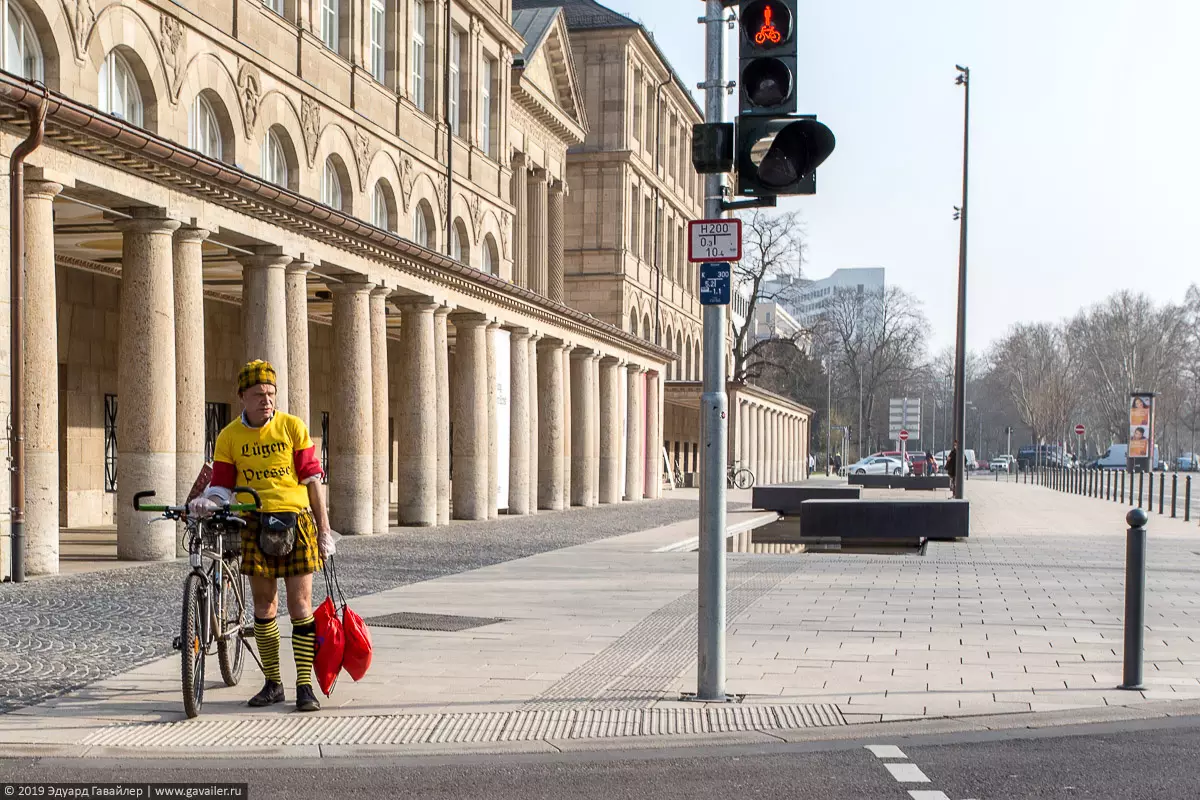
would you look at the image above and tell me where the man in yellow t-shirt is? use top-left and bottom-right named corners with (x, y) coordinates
top-left (189, 359), bottom-right (336, 713)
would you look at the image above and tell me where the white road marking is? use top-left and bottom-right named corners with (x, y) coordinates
top-left (885, 763), bottom-right (931, 783)
top-left (865, 744), bottom-right (907, 759)
top-left (907, 792), bottom-right (952, 800)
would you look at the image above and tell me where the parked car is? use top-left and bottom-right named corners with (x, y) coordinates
top-left (935, 449), bottom-right (978, 470)
top-left (1178, 453), bottom-right (1199, 472)
top-left (871, 450), bottom-right (917, 473)
top-left (976, 459), bottom-right (989, 471)
top-left (990, 454), bottom-right (1015, 472)
top-left (847, 456), bottom-right (907, 476)
top-left (1091, 443), bottom-right (1164, 470)
top-left (1017, 444), bottom-right (1067, 470)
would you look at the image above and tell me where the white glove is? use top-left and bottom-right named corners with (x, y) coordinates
top-left (318, 528), bottom-right (340, 558)
top-left (188, 496), bottom-right (220, 518)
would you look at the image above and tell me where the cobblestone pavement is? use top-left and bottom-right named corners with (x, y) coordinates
top-left (0, 499), bottom-right (711, 714)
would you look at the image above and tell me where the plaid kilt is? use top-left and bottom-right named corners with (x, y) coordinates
top-left (240, 509), bottom-right (323, 579)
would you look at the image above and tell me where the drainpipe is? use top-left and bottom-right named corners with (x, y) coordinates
top-left (8, 89), bottom-right (47, 583)
top-left (443, 0), bottom-right (454, 256)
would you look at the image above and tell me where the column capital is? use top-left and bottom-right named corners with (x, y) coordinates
top-left (112, 208), bottom-right (181, 235)
top-left (626, 363), bottom-right (645, 375)
top-left (370, 285), bottom-right (394, 300)
top-left (537, 336), bottom-right (567, 354)
top-left (237, 246), bottom-right (292, 270)
top-left (450, 310), bottom-right (489, 329)
top-left (601, 355), bottom-right (621, 367)
top-left (530, 166), bottom-right (549, 184)
top-left (286, 259), bottom-right (316, 275)
top-left (329, 274), bottom-right (376, 295)
top-left (392, 294), bottom-right (440, 312)
top-left (486, 320), bottom-right (503, 332)
top-left (174, 226), bottom-right (210, 244)
top-left (569, 347), bottom-right (595, 361)
top-left (512, 151), bottom-right (528, 169)
top-left (549, 179), bottom-right (566, 197)
top-left (434, 304), bottom-right (453, 319)
top-left (505, 325), bottom-right (531, 340)
top-left (24, 180), bottom-right (63, 200)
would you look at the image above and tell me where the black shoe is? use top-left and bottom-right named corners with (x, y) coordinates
top-left (248, 680), bottom-right (285, 707)
top-left (296, 684), bottom-right (321, 712)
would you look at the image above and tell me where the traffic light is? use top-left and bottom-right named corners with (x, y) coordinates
top-left (738, 0), bottom-right (797, 115)
top-left (735, 0), bottom-right (835, 197)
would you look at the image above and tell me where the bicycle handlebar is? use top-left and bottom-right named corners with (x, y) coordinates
top-left (133, 485), bottom-right (262, 514)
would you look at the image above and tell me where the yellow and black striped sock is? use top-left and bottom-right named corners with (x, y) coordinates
top-left (253, 616), bottom-right (282, 683)
top-left (291, 614), bottom-right (316, 688)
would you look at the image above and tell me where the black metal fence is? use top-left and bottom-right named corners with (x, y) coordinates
top-left (1024, 462), bottom-right (1197, 522)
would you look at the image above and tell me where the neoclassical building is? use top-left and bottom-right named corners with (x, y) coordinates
top-left (0, 0), bottom-right (685, 578)
top-left (513, 0), bottom-right (813, 484)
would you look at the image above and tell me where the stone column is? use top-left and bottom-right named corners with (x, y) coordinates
top-left (548, 180), bottom-right (565, 303)
top-left (599, 357), bottom-right (621, 504)
top-left (739, 402), bottom-right (750, 471)
top-left (434, 306), bottom-right (451, 525)
top-left (769, 411), bottom-right (780, 485)
top-left (486, 321), bottom-right (500, 519)
top-left (115, 210), bottom-right (180, 561)
top-left (511, 154), bottom-right (528, 288)
top-left (239, 249), bottom-right (290, 411)
top-left (591, 354), bottom-right (601, 502)
top-left (22, 180), bottom-right (61, 574)
top-left (173, 225), bottom-right (208, 556)
top-left (625, 365), bottom-right (643, 501)
top-left (285, 261), bottom-right (314, 426)
top-left (537, 339), bottom-right (566, 510)
top-left (751, 405), bottom-right (762, 481)
top-left (507, 328), bottom-right (532, 515)
top-left (369, 287), bottom-right (391, 534)
top-left (327, 278), bottom-right (374, 536)
top-left (644, 371), bottom-right (661, 499)
top-left (527, 168), bottom-right (549, 297)
top-left (561, 345), bottom-right (572, 508)
top-left (527, 334), bottom-right (541, 514)
top-left (394, 297), bottom-right (438, 526)
top-left (570, 350), bottom-right (595, 507)
top-left (451, 313), bottom-right (490, 520)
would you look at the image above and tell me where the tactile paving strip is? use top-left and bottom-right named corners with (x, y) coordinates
top-left (81, 704), bottom-right (844, 748)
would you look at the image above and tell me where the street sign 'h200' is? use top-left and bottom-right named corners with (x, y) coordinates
top-left (699, 262), bottom-right (732, 306)
top-left (689, 219), bottom-right (742, 262)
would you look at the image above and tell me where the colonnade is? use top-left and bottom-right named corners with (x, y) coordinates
top-left (731, 398), bottom-right (809, 486)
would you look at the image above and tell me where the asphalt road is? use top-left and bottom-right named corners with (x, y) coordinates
top-left (3, 715), bottom-right (1199, 800)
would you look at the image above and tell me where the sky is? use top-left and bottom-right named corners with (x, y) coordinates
top-left (599, 0), bottom-right (1200, 353)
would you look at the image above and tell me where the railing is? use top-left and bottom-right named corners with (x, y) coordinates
top-left (1020, 461), bottom-right (1196, 523)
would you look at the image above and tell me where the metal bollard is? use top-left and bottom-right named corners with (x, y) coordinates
top-left (1159, 473), bottom-right (1165, 515)
top-left (1138, 471), bottom-right (1144, 508)
top-left (1119, 508), bottom-right (1149, 691)
top-left (1187, 476), bottom-right (1192, 523)
top-left (1172, 473), bottom-right (1178, 518)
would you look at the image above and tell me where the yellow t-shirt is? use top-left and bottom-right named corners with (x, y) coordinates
top-left (211, 412), bottom-right (319, 513)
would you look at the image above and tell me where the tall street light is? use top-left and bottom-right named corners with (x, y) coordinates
top-left (951, 64), bottom-right (970, 499)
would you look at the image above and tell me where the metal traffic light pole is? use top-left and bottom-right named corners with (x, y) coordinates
top-left (696, 0), bottom-right (730, 703)
top-left (951, 64), bottom-right (970, 500)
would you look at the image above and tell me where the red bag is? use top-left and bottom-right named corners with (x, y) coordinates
top-left (313, 594), bottom-right (344, 697)
top-left (342, 605), bottom-right (373, 681)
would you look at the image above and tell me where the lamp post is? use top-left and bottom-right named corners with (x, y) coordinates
top-left (825, 356), bottom-right (833, 474)
top-left (951, 64), bottom-right (970, 499)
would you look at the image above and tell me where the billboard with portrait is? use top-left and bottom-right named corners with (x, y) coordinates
top-left (1129, 394), bottom-right (1153, 461)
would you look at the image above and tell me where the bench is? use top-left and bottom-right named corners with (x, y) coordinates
top-left (848, 474), bottom-right (952, 490)
top-left (752, 483), bottom-right (862, 515)
top-left (798, 498), bottom-right (969, 541)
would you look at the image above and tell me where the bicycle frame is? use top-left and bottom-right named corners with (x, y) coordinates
top-left (186, 517), bottom-right (250, 654)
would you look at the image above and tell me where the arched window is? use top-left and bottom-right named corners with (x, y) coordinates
top-left (694, 341), bottom-right (701, 380)
top-left (451, 218), bottom-right (470, 263)
top-left (321, 156), bottom-right (345, 211)
top-left (642, 314), bottom-right (651, 342)
top-left (685, 337), bottom-right (693, 380)
top-left (629, 310), bottom-right (638, 338)
top-left (4, 1), bottom-right (43, 81)
top-left (372, 180), bottom-right (396, 231)
top-left (189, 94), bottom-right (222, 160)
top-left (413, 200), bottom-right (434, 248)
top-left (482, 234), bottom-right (499, 276)
top-left (261, 127), bottom-right (289, 188)
top-left (664, 327), bottom-right (674, 379)
top-left (98, 50), bottom-right (143, 126)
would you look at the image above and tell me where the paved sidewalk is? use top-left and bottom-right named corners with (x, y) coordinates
top-left (4, 481), bottom-right (1200, 757)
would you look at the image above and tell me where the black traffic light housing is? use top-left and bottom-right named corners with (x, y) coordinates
top-left (738, 0), bottom-right (797, 115)
top-left (736, 115), bottom-right (835, 196)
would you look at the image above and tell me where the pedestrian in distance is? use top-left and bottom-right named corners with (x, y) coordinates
top-left (189, 360), bottom-right (338, 713)
top-left (833, 452), bottom-right (842, 476)
top-left (808, 453), bottom-right (816, 478)
top-left (946, 440), bottom-right (959, 494)
top-left (925, 450), bottom-right (937, 476)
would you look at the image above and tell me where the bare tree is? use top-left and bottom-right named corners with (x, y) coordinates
top-left (990, 323), bottom-right (1078, 447)
top-left (730, 208), bottom-right (807, 383)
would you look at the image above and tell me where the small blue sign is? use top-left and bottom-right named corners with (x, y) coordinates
top-left (699, 262), bottom-right (731, 306)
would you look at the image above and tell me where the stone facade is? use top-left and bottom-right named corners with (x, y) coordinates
top-left (0, 0), bottom-right (671, 578)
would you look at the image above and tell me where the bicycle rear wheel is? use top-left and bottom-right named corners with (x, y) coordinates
top-left (180, 572), bottom-right (206, 719)
top-left (733, 468), bottom-right (754, 490)
top-left (217, 562), bottom-right (247, 687)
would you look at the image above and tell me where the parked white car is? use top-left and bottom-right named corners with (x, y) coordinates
top-left (847, 456), bottom-right (907, 476)
top-left (990, 454), bottom-right (1014, 472)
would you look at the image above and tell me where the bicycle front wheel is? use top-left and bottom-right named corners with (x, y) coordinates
top-left (733, 468), bottom-right (755, 490)
top-left (180, 572), bottom-right (207, 719)
top-left (217, 562), bottom-right (247, 687)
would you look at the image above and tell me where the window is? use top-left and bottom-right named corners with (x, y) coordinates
top-left (189, 94), bottom-right (222, 160)
top-left (630, 188), bottom-right (640, 257)
top-left (413, 200), bottom-right (433, 248)
top-left (263, 0), bottom-right (285, 14)
top-left (449, 28), bottom-right (461, 135)
top-left (482, 234), bottom-right (499, 275)
top-left (261, 128), bottom-right (288, 187)
top-left (4, 1), bottom-right (42, 81)
top-left (643, 196), bottom-right (653, 262)
top-left (480, 56), bottom-right (496, 157)
top-left (321, 157), bottom-right (343, 211)
top-left (98, 50), bottom-right (143, 126)
top-left (411, 0), bottom-right (426, 111)
top-left (320, 0), bottom-right (338, 51)
top-left (629, 310), bottom-right (638, 337)
top-left (452, 218), bottom-right (469, 263)
top-left (204, 402), bottom-right (230, 462)
top-left (631, 69), bottom-right (643, 143)
top-left (104, 394), bottom-right (118, 493)
top-left (669, 117), bottom-right (678, 178)
top-left (369, 0), bottom-right (386, 82)
top-left (372, 181), bottom-right (394, 231)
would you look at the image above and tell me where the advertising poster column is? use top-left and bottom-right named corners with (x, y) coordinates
top-left (1128, 392), bottom-right (1155, 472)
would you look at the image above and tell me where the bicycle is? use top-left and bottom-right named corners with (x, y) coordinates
top-left (134, 486), bottom-right (262, 719)
top-left (672, 458), bottom-right (686, 488)
top-left (727, 461), bottom-right (755, 490)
